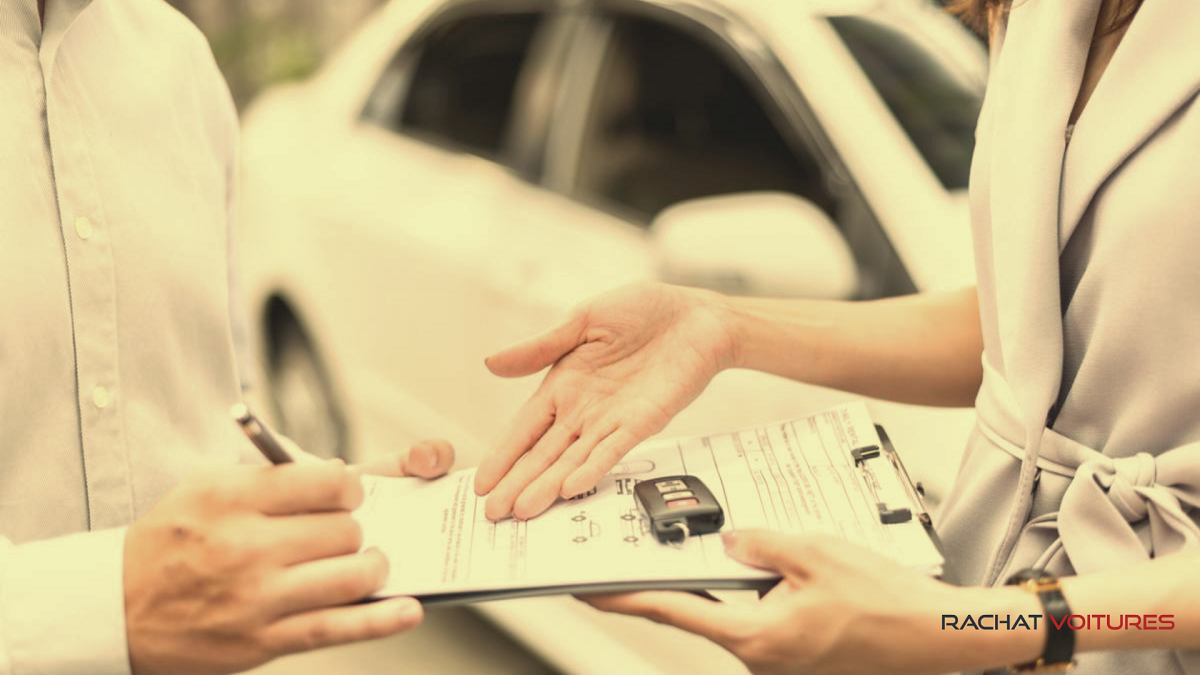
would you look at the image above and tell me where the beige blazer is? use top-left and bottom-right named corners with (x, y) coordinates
top-left (935, 0), bottom-right (1200, 672)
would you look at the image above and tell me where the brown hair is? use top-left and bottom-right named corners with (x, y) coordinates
top-left (947, 0), bottom-right (1143, 39)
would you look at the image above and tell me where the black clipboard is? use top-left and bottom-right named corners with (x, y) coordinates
top-left (851, 425), bottom-right (945, 560)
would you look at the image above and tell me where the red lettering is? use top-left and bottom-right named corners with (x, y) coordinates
top-left (1067, 615), bottom-right (1086, 630)
top-left (1144, 615), bottom-right (1158, 630)
top-left (1161, 615), bottom-right (1175, 630)
top-left (1106, 614), bottom-right (1125, 630)
top-left (1049, 614), bottom-right (1070, 630)
top-left (1127, 615), bottom-right (1142, 629)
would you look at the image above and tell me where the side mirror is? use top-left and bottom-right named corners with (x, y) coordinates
top-left (650, 192), bottom-right (859, 299)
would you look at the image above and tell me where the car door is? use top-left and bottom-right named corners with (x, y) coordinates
top-left (320, 3), bottom-right (567, 459)
top-left (548, 3), bottom-right (922, 301)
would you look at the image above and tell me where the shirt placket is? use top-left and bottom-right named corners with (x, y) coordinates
top-left (42, 39), bottom-right (133, 531)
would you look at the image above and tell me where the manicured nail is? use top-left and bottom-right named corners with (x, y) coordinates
top-left (721, 531), bottom-right (739, 549)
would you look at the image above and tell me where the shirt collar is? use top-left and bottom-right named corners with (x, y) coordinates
top-left (38, 0), bottom-right (94, 72)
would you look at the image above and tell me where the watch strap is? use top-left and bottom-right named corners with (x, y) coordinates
top-left (1005, 568), bottom-right (1076, 673)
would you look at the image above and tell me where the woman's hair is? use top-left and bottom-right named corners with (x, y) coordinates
top-left (947, 0), bottom-right (1143, 39)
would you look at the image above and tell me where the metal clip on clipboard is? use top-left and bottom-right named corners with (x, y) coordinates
top-left (851, 425), bottom-right (933, 529)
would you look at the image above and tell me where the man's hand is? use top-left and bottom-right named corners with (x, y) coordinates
top-left (583, 531), bottom-right (1039, 675)
top-left (474, 282), bottom-right (735, 520)
top-left (123, 460), bottom-right (426, 675)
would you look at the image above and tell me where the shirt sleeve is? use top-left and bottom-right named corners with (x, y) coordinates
top-left (0, 528), bottom-right (132, 675)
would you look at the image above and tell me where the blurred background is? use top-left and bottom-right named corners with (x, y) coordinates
top-left (166, 0), bottom-right (382, 109)
top-left (168, 0), bottom-right (988, 673)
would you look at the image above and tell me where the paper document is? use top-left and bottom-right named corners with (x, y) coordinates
top-left (355, 402), bottom-right (942, 605)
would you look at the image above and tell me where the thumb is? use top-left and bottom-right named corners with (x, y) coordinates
top-left (485, 312), bottom-right (587, 378)
top-left (722, 530), bottom-right (820, 579)
top-left (353, 439), bottom-right (455, 479)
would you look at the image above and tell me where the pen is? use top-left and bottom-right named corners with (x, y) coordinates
top-left (231, 403), bottom-right (295, 464)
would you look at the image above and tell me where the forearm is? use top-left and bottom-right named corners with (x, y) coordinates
top-left (1060, 548), bottom-right (1200, 652)
top-left (710, 286), bottom-right (984, 407)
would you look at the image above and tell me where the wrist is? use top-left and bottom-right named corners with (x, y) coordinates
top-left (681, 285), bottom-right (741, 372)
top-left (924, 585), bottom-right (1044, 673)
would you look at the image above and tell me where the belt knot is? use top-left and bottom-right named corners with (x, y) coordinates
top-left (1083, 452), bottom-right (1158, 523)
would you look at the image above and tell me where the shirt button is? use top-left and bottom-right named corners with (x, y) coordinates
top-left (92, 385), bottom-right (111, 409)
top-left (75, 216), bottom-right (94, 240)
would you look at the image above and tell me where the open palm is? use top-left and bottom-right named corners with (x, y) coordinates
top-left (474, 282), bottom-right (735, 520)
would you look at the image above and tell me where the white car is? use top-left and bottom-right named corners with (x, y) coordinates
top-left (237, 0), bottom-right (986, 672)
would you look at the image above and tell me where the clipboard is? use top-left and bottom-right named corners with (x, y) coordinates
top-left (355, 402), bottom-right (946, 605)
top-left (851, 425), bottom-right (944, 558)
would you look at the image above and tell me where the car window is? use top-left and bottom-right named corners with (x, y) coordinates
top-left (573, 15), bottom-right (836, 223)
top-left (364, 12), bottom-right (545, 162)
top-left (828, 14), bottom-right (983, 190)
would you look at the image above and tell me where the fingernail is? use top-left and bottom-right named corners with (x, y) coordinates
top-left (393, 597), bottom-right (422, 619)
top-left (410, 447), bottom-right (428, 470)
top-left (721, 530), bottom-right (739, 549)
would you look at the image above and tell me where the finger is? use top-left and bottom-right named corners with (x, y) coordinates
top-left (354, 439), bottom-right (455, 479)
top-left (474, 396), bottom-right (556, 496)
top-left (561, 427), bottom-right (642, 498)
top-left (266, 513), bottom-right (364, 565)
top-left (484, 423), bottom-right (577, 521)
top-left (262, 595), bottom-right (423, 657)
top-left (513, 425), bottom-right (617, 520)
top-left (721, 530), bottom-right (822, 578)
top-left (580, 591), bottom-right (745, 650)
top-left (249, 462), bottom-right (363, 515)
top-left (266, 548), bottom-right (391, 617)
top-left (485, 312), bottom-right (587, 378)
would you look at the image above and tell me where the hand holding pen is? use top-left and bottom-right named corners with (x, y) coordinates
top-left (125, 407), bottom-right (427, 675)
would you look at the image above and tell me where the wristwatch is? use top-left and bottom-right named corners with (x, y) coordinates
top-left (1005, 568), bottom-right (1076, 673)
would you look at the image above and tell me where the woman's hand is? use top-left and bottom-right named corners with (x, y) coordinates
top-left (474, 282), bottom-right (736, 520)
top-left (584, 531), bottom-right (1041, 675)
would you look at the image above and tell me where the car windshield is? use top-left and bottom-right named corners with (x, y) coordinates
top-left (828, 11), bottom-right (985, 190)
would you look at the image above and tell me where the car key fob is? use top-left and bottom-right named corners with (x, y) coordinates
top-left (634, 475), bottom-right (725, 544)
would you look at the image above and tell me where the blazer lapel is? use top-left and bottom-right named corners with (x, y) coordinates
top-left (985, 0), bottom-right (1099, 432)
top-left (1059, 0), bottom-right (1200, 247)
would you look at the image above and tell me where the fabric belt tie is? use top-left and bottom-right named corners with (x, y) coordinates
top-left (978, 420), bottom-right (1200, 575)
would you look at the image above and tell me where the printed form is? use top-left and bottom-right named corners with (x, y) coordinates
top-left (355, 402), bottom-right (943, 603)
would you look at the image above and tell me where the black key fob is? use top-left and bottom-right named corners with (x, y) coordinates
top-left (634, 475), bottom-right (725, 544)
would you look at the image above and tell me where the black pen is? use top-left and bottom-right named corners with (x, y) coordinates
top-left (231, 403), bottom-right (295, 464)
